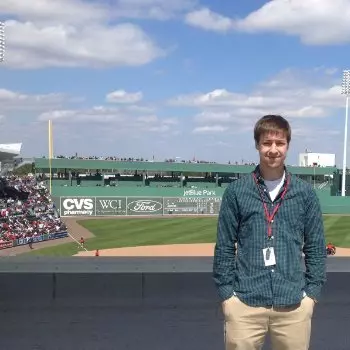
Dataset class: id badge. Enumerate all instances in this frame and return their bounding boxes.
[263,247,276,266]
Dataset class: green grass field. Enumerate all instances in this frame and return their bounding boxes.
[23,215,350,256]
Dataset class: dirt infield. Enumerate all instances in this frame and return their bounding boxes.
[74,243,350,257]
[75,243,216,257]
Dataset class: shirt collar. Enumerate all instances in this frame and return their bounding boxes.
[253,165,290,185]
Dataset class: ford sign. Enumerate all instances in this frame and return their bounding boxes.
[127,200,162,213]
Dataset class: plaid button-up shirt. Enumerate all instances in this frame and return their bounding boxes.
[213,166,327,307]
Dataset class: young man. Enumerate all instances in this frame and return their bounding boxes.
[213,115,327,350]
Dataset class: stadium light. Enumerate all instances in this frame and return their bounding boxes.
[0,22,4,62]
[341,70,350,196]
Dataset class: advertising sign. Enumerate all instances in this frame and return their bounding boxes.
[60,197,95,216]
[96,197,127,216]
[15,232,69,247]
[58,196,222,217]
[126,197,163,216]
[0,241,13,249]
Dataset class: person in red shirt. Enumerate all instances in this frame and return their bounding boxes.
[326,242,336,255]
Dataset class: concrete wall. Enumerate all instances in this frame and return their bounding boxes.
[1,269,349,307]
[0,257,349,350]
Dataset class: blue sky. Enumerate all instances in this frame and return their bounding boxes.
[0,0,349,166]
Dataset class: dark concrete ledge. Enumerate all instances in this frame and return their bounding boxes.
[0,271,348,310]
[0,256,348,273]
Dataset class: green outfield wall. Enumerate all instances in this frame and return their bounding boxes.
[316,192,350,214]
[51,186,350,216]
[51,186,222,198]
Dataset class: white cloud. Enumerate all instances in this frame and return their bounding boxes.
[106,90,143,104]
[168,68,344,133]
[0,85,177,139]
[38,106,132,123]
[192,125,228,134]
[0,0,107,25]
[113,0,197,20]
[171,88,290,109]
[185,1,350,45]
[148,125,170,132]
[0,0,166,69]
[37,105,178,135]
[0,88,69,111]
[171,70,342,112]
[162,118,178,125]
[235,0,350,45]
[136,115,158,123]
[194,111,232,123]
[185,7,234,32]
[0,0,196,23]
[3,20,164,69]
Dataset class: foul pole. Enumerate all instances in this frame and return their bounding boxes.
[48,120,53,194]
[0,22,4,62]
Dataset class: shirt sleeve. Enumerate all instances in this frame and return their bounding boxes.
[303,187,327,301]
[212,185,239,301]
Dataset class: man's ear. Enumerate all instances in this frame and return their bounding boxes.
[255,141,259,150]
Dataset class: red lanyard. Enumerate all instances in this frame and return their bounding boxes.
[252,173,290,239]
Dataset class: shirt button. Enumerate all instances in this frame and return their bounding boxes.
[271,269,275,272]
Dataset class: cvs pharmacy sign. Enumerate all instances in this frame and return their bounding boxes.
[61,198,94,216]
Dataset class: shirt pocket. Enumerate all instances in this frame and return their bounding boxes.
[278,198,305,243]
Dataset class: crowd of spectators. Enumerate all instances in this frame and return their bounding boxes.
[41,154,220,164]
[0,175,67,244]
[39,154,334,168]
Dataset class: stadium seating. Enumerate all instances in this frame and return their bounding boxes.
[0,175,68,248]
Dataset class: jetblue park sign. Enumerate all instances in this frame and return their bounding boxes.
[58,196,222,217]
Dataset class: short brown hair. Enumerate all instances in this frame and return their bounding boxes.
[254,115,291,144]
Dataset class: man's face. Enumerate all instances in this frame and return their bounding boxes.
[256,130,289,169]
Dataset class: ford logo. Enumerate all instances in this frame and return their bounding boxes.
[128,200,162,213]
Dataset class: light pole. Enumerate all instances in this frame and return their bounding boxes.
[0,22,4,62]
[341,70,350,196]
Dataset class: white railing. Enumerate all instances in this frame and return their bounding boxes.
[318,181,329,189]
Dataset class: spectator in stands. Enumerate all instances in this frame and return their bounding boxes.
[0,175,67,248]
[213,115,326,350]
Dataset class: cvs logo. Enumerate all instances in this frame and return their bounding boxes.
[63,198,94,210]
[62,198,94,216]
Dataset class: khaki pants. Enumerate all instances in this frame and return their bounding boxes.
[222,295,315,350]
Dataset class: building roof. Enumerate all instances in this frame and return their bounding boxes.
[0,143,22,161]
[34,157,338,176]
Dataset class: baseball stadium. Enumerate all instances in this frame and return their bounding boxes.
[1,134,350,349]
[0,151,349,257]
[1,16,350,349]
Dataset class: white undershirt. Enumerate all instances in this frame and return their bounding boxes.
[264,172,285,202]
